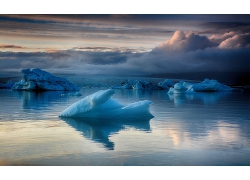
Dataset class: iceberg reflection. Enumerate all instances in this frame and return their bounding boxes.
[168,92,233,105]
[60,116,152,150]
[10,90,67,110]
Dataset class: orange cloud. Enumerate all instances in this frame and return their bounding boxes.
[0,44,26,49]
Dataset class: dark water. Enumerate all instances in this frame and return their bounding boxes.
[0,88,249,166]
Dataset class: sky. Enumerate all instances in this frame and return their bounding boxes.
[0,14,250,83]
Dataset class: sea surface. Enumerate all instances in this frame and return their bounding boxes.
[0,85,249,165]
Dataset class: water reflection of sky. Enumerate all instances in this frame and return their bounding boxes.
[0,89,249,165]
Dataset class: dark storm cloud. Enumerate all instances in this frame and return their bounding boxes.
[0,50,134,70]
[1,30,249,76]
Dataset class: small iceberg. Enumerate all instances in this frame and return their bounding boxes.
[168,79,233,93]
[11,68,80,91]
[158,79,174,90]
[59,89,154,119]
[111,79,162,90]
[0,81,15,89]
[168,82,195,94]
[192,79,232,92]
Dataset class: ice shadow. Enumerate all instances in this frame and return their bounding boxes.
[60,116,152,150]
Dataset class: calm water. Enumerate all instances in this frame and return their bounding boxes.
[0,88,249,166]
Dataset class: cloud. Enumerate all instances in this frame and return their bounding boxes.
[0,44,26,49]
[219,33,250,49]
[1,30,249,85]
[72,46,147,53]
[154,30,218,53]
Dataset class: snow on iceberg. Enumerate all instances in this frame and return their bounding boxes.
[11,68,80,91]
[59,89,154,119]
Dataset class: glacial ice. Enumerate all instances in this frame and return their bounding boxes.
[59,89,154,119]
[11,68,79,91]
[192,79,232,92]
[0,81,15,89]
[111,79,162,90]
[168,79,233,93]
[158,79,174,89]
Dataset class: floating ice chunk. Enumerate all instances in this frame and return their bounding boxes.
[59,89,153,119]
[192,79,232,92]
[11,68,79,91]
[185,87,196,93]
[171,83,188,93]
[132,80,161,90]
[112,79,162,90]
[0,81,15,89]
[169,79,233,93]
[158,79,174,89]
[168,87,174,94]
[111,79,136,89]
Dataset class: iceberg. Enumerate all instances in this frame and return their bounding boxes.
[168,79,233,93]
[0,81,15,89]
[11,68,80,91]
[111,79,162,90]
[192,79,232,92]
[158,79,174,89]
[59,89,154,119]
[168,82,195,94]
[111,79,136,89]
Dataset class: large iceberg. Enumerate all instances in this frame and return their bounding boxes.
[59,89,154,119]
[11,68,80,91]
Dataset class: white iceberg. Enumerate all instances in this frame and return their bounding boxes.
[11,68,80,91]
[59,89,153,119]
[158,79,174,89]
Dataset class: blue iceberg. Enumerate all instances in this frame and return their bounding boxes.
[59,89,153,119]
[11,68,79,91]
